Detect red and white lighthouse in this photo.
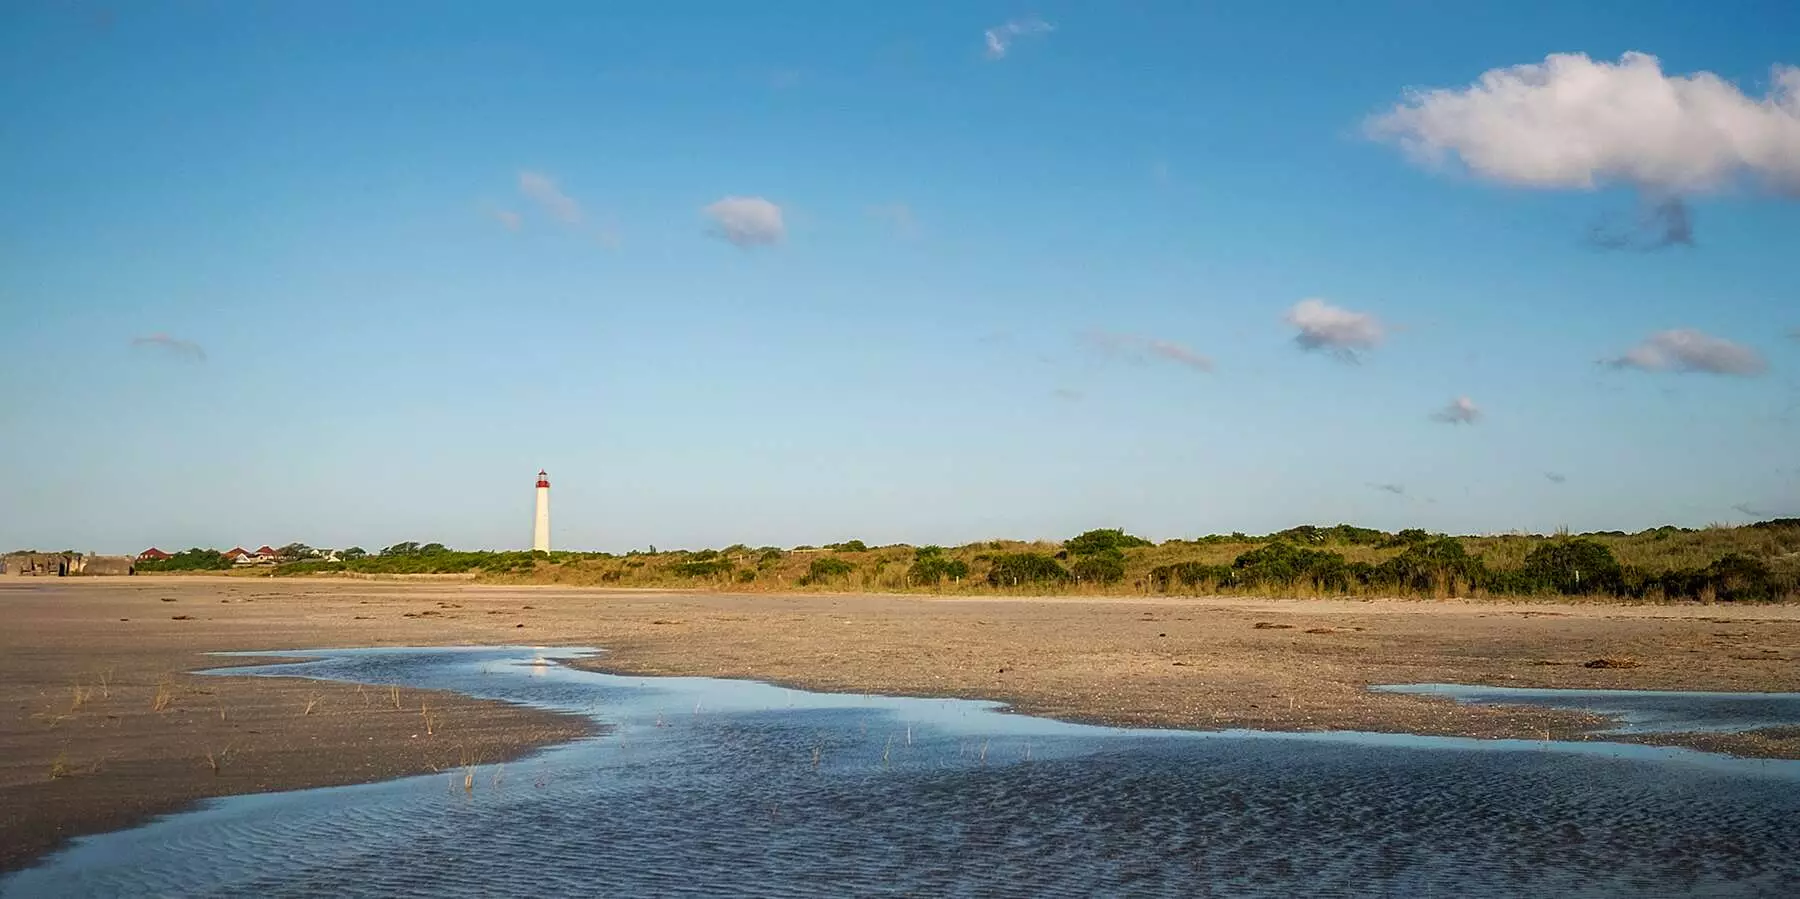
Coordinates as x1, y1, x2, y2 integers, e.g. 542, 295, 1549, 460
532, 470, 551, 553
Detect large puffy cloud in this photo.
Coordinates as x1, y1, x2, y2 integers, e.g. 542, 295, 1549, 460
1284, 299, 1385, 359
1606, 328, 1767, 376
984, 17, 1053, 60
1367, 52, 1800, 195
518, 171, 582, 224
703, 196, 785, 247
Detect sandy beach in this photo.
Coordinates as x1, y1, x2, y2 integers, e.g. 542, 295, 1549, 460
4, 576, 1798, 872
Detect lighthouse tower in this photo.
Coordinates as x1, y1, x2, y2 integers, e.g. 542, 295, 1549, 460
532, 470, 551, 553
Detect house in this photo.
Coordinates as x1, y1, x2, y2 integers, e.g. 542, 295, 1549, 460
138, 548, 172, 562
231, 545, 280, 566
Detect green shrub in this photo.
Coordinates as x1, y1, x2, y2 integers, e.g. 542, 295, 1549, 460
736, 569, 757, 583
1373, 537, 1486, 592
1149, 562, 1230, 591
136, 548, 234, 572
1064, 529, 1152, 556
1231, 542, 1352, 588
908, 555, 969, 585
1070, 553, 1126, 584
801, 556, 855, 585
1521, 538, 1621, 594
826, 540, 868, 553
985, 553, 1069, 587
671, 558, 734, 578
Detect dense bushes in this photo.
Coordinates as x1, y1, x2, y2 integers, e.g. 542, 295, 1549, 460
1230, 541, 1356, 589
1070, 554, 1126, 584
670, 558, 734, 578
800, 556, 855, 585
1373, 537, 1485, 593
985, 553, 1069, 587
1064, 529, 1151, 556
1143, 532, 1794, 602
1060, 528, 1145, 585
907, 546, 969, 585
136, 548, 234, 572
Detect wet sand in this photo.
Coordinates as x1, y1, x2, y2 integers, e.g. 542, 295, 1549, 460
4, 576, 1798, 872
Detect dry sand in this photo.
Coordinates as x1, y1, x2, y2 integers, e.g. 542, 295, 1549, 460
4, 576, 1799, 872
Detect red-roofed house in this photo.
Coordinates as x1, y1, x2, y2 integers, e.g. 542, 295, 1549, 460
138, 548, 172, 562
223, 547, 250, 561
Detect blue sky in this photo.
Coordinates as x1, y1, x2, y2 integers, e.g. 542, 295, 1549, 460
3, 1, 1798, 553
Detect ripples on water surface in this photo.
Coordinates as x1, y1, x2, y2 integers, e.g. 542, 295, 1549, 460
5, 647, 1799, 898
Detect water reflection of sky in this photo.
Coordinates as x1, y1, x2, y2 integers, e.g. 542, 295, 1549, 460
1371, 683, 1800, 734
5, 647, 1799, 898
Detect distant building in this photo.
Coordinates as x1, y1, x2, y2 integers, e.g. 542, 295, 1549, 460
230, 546, 281, 566
82, 555, 137, 576
1, 552, 76, 576
1, 552, 135, 576
138, 548, 172, 561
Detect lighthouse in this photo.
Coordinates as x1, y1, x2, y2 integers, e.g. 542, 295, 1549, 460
532, 470, 551, 553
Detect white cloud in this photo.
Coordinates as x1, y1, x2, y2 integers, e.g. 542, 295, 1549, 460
1084, 330, 1214, 373
703, 196, 786, 247
1367, 52, 1800, 195
1429, 396, 1482, 424
493, 209, 522, 232
984, 16, 1053, 60
1143, 339, 1214, 372
1606, 328, 1767, 376
518, 171, 582, 225
131, 333, 205, 361
1284, 298, 1385, 359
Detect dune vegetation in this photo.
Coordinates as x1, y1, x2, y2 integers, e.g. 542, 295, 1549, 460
147, 521, 1800, 603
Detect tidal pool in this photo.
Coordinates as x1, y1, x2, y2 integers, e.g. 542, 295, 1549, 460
5, 647, 1799, 898
1370, 683, 1800, 734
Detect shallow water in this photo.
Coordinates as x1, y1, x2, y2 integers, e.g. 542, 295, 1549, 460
6, 647, 1800, 898
1370, 683, 1800, 734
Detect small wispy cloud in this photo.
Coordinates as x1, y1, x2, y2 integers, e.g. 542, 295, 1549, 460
1052, 387, 1083, 402
1084, 330, 1214, 373
493, 209, 523, 232
1429, 396, 1482, 425
1788, 327, 1800, 342
867, 203, 917, 238
1545, 472, 1568, 484
131, 333, 205, 361
703, 196, 786, 248
1285, 298, 1385, 360
1605, 329, 1767, 376
1586, 197, 1695, 251
984, 16, 1053, 60
1732, 502, 1771, 518
518, 170, 582, 225
1368, 482, 1407, 496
